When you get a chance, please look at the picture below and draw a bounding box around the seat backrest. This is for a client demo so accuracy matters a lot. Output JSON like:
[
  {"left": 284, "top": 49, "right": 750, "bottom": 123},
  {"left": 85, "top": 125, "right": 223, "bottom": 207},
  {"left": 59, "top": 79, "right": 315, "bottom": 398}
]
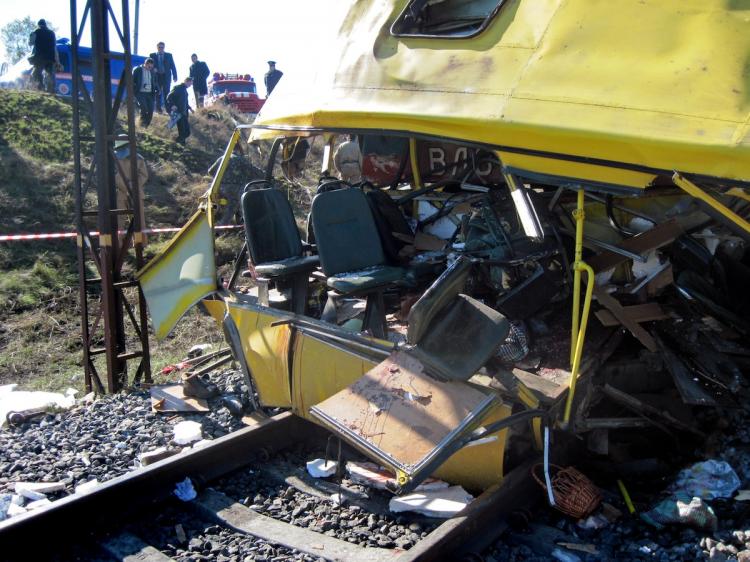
[
  {"left": 311, "top": 188, "right": 386, "bottom": 276},
  {"left": 365, "top": 189, "right": 413, "bottom": 263},
  {"left": 241, "top": 188, "right": 302, "bottom": 265},
  {"left": 407, "top": 256, "right": 471, "bottom": 344}
]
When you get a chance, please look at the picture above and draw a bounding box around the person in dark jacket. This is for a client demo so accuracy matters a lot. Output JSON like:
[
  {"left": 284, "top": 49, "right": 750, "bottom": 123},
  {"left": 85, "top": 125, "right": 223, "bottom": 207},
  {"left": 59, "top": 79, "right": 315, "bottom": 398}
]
[
  {"left": 264, "top": 61, "right": 283, "bottom": 96},
  {"left": 149, "top": 41, "right": 177, "bottom": 113},
  {"left": 133, "top": 58, "right": 157, "bottom": 127},
  {"left": 189, "top": 54, "right": 210, "bottom": 108},
  {"left": 166, "top": 77, "right": 193, "bottom": 144},
  {"left": 28, "top": 19, "right": 58, "bottom": 93}
]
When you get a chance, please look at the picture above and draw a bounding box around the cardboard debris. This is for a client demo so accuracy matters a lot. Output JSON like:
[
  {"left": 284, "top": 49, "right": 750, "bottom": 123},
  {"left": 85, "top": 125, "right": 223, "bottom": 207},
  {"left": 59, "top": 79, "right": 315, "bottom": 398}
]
[
  {"left": 149, "top": 384, "right": 209, "bottom": 413},
  {"left": 388, "top": 485, "right": 473, "bottom": 518}
]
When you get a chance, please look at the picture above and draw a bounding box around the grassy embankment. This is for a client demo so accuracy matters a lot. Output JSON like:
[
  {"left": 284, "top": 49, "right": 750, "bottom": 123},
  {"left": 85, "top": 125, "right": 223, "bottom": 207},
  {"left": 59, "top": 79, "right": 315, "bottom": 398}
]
[{"left": 0, "top": 89, "right": 258, "bottom": 391}]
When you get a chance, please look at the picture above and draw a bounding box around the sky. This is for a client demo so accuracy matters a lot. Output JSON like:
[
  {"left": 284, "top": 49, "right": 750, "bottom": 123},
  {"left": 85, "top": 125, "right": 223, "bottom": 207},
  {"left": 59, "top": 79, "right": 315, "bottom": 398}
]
[{"left": 0, "top": 0, "right": 346, "bottom": 98}]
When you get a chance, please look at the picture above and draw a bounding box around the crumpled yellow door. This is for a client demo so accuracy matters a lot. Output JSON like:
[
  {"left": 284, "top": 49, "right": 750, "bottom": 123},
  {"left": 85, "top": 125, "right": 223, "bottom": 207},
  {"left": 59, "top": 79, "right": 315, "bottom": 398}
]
[{"left": 137, "top": 209, "right": 217, "bottom": 340}]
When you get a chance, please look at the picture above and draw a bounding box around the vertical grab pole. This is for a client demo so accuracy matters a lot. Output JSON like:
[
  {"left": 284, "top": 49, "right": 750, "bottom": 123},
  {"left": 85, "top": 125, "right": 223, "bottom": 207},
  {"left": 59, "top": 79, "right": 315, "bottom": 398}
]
[
  {"left": 570, "top": 190, "right": 583, "bottom": 366},
  {"left": 409, "top": 137, "right": 422, "bottom": 189},
  {"left": 562, "top": 189, "right": 594, "bottom": 427}
]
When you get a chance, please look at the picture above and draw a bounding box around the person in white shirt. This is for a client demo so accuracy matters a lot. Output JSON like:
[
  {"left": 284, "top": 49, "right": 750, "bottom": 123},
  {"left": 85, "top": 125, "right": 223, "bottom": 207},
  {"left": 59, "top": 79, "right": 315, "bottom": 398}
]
[{"left": 133, "top": 58, "right": 156, "bottom": 127}]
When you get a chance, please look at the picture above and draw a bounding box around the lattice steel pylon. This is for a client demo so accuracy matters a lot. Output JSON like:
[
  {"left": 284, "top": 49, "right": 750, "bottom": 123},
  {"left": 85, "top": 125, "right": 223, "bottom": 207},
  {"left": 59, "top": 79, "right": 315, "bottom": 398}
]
[{"left": 71, "top": 0, "right": 151, "bottom": 393}]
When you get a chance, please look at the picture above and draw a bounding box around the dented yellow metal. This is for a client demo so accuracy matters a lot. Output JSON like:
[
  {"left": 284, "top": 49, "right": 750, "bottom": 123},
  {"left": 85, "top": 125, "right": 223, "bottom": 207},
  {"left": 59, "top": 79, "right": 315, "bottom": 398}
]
[
  {"left": 254, "top": 0, "right": 750, "bottom": 193},
  {"left": 138, "top": 0, "right": 750, "bottom": 493}
]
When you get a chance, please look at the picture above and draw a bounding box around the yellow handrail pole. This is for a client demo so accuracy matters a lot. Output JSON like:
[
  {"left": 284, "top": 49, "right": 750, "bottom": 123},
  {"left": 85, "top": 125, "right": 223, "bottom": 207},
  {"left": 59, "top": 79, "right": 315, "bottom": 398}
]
[
  {"left": 562, "top": 189, "right": 594, "bottom": 427},
  {"left": 409, "top": 137, "right": 422, "bottom": 189},
  {"left": 570, "top": 189, "right": 584, "bottom": 366},
  {"left": 673, "top": 172, "right": 750, "bottom": 237},
  {"left": 562, "top": 262, "right": 594, "bottom": 426}
]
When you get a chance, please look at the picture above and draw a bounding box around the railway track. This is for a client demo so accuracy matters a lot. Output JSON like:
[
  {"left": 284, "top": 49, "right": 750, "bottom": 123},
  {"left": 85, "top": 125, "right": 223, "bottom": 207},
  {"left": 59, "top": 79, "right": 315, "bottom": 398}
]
[{"left": 0, "top": 412, "right": 540, "bottom": 561}]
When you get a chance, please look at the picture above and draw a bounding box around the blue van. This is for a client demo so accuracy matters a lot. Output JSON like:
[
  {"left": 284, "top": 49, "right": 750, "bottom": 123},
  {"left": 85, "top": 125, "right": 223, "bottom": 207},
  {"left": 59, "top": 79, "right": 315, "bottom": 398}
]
[{"left": 55, "top": 38, "right": 146, "bottom": 98}]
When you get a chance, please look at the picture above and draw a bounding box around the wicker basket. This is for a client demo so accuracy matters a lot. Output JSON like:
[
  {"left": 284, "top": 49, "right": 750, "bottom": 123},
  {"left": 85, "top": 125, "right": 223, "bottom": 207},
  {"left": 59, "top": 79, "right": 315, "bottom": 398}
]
[{"left": 532, "top": 463, "right": 602, "bottom": 519}]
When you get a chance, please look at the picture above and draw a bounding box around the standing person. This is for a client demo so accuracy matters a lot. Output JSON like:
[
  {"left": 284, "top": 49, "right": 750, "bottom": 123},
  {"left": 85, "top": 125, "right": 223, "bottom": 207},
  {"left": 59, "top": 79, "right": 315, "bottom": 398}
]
[
  {"left": 189, "top": 54, "right": 210, "bottom": 108},
  {"left": 166, "top": 77, "right": 193, "bottom": 145},
  {"left": 132, "top": 58, "right": 156, "bottom": 127},
  {"left": 28, "top": 19, "right": 58, "bottom": 93},
  {"left": 264, "top": 61, "right": 283, "bottom": 96},
  {"left": 149, "top": 41, "right": 177, "bottom": 113},
  {"left": 333, "top": 135, "right": 363, "bottom": 184}
]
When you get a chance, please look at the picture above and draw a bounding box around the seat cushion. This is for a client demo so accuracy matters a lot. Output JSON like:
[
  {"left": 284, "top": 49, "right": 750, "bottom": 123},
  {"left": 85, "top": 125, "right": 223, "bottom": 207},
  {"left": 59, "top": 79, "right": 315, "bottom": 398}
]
[
  {"left": 327, "top": 265, "right": 405, "bottom": 294},
  {"left": 254, "top": 255, "right": 320, "bottom": 278}
]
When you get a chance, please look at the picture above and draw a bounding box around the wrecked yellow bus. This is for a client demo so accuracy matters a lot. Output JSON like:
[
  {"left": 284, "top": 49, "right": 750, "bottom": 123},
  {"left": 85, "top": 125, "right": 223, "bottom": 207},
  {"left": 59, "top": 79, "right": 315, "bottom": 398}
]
[{"left": 137, "top": 0, "right": 750, "bottom": 495}]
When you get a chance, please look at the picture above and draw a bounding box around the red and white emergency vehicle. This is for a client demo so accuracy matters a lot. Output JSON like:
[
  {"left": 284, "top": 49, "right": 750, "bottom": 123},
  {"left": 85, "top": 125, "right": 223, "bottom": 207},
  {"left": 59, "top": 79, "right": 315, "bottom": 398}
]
[{"left": 206, "top": 73, "right": 265, "bottom": 115}]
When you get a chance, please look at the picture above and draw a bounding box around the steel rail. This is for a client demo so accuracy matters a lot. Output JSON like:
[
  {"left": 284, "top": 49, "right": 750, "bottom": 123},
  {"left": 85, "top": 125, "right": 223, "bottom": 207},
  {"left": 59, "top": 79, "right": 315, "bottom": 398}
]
[{"left": 0, "top": 412, "right": 543, "bottom": 560}]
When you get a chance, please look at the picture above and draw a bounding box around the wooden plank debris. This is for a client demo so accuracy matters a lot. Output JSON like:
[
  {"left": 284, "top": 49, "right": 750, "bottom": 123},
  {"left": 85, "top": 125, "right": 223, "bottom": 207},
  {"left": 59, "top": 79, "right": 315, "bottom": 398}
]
[
  {"left": 593, "top": 288, "right": 658, "bottom": 352},
  {"left": 602, "top": 384, "right": 704, "bottom": 437},
  {"left": 149, "top": 384, "right": 209, "bottom": 413},
  {"left": 588, "top": 219, "right": 683, "bottom": 273},
  {"left": 595, "top": 302, "right": 668, "bottom": 328}
]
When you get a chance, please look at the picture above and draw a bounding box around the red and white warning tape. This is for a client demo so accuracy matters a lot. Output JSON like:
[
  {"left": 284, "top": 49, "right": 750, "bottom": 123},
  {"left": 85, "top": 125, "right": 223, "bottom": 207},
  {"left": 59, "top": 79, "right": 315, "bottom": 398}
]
[{"left": 0, "top": 225, "right": 242, "bottom": 243}]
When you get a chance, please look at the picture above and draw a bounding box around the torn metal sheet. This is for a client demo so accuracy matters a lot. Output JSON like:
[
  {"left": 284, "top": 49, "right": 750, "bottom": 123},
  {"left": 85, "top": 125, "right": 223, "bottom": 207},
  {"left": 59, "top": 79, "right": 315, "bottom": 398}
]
[
  {"left": 309, "top": 350, "right": 497, "bottom": 493},
  {"left": 149, "top": 384, "right": 209, "bottom": 413}
]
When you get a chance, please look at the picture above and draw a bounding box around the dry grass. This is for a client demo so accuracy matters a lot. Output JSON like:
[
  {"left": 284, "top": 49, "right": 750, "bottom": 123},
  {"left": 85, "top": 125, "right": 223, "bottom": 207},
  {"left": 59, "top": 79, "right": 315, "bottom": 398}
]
[{"left": 0, "top": 89, "right": 253, "bottom": 392}]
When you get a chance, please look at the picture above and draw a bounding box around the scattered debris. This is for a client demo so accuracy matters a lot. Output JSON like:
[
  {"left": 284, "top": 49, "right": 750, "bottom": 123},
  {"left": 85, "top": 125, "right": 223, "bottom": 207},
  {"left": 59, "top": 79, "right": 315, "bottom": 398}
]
[
  {"left": 172, "top": 421, "right": 204, "bottom": 445},
  {"left": 13, "top": 481, "right": 66, "bottom": 495},
  {"left": 74, "top": 479, "right": 100, "bottom": 495},
  {"left": 0, "top": 384, "right": 77, "bottom": 428},
  {"left": 188, "top": 343, "right": 212, "bottom": 358},
  {"left": 149, "top": 384, "right": 209, "bottom": 413},
  {"left": 137, "top": 447, "right": 181, "bottom": 467},
  {"left": 669, "top": 460, "right": 741, "bottom": 500},
  {"left": 388, "top": 485, "right": 473, "bottom": 518},
  {"left": 641, "top": 496, "right": 718, "bottom": 531},
  {"left": 173, "top": 477, "right": 197, "bottom": 502},
  {"left": 305, "top": 458, "right": 338, "bottom": 478}
]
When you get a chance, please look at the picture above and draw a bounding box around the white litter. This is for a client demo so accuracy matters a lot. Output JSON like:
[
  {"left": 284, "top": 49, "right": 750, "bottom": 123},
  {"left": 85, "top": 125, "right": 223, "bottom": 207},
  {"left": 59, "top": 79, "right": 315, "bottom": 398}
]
[
  {"left": 388, "top": 485, "right": 473, "bottom": 518},
  {"left": 26, "top": 498, "right": 53, "bottom": 510},
  {"left": 173, "top": 421, "right": 203, "bottom": 445},
  {"left": 188, "top": 343, "right": 212, "bottom": 357},
  {"left": 330, "top": 493, "right": 343, "bottom": 506},
  {"left": 75, "top": 479, "right": 100, "bottom": 495},
  {"left": 0, "top": 384, "right": 77, "bottom": 428},
  {"left": 306, "top": 458, "right": 338, "bottom": 478},
  {"left": 7, "top": 503, "right": 27, "bottom": 517},
  {"left": 174, "top": 477, "right": 197, "bottom": 502},
  {"left": 0, "top": 495, "right": 11, "bottom": 521},
  {"left": 13, "top": 484, "right": 47, "bottom": 501}
]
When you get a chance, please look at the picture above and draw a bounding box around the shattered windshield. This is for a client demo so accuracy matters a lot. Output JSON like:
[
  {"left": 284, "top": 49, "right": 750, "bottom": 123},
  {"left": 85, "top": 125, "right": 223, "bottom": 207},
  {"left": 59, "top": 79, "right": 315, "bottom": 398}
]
[{"left": 391, "top": 0, "right": 507, "bottom": 38}]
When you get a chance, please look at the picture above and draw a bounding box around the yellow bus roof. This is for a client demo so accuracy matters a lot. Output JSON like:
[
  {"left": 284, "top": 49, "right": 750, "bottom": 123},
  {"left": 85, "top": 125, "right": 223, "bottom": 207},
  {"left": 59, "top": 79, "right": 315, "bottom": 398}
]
[{"left": 252, "top": 0, "right": 750, "bottom": 188}]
